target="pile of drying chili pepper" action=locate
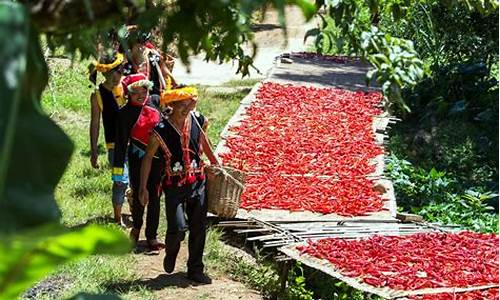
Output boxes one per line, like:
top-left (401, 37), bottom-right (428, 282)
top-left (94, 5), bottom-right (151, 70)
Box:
top-left (220, 82), bottom-right (385, 215)
top-left (241, 175), bottom-right (385, 215)
top-left (408, 288), bottom-right (499, 300)
top-left (297, 232), bottom-right (499, 292)
top-left (291, 52), bottom-right (361, 64)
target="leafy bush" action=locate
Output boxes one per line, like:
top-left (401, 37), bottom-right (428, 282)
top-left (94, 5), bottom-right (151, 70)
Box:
top-left (418, 190), bottom-right (499, 233)
top-left (403, 62), bottom-right (499, 120)
top-left (386, 154), bottom-right (455, 208)
top-left (386, 154), bottom-right (498, 233)
top-left (388, 117), bottom-right (498, 191)
top-left (286, 263), bottom-right (314, 300)
top-left (381, 1), bottom-right (499, 69)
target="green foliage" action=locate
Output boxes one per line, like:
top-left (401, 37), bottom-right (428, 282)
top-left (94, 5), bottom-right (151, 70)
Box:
top-left (381, 1), bottom-right (499, 68)
top-left (0, 3), bottom-right (129, 299)
top-left (386, 154), bottom-right (498, 233)
top-left (417, 190), bottom-right (499, 233)
top-left (31, 0), bottom-right (316, 77)
top-left (361, 26), bottom-right (424, 111)
top-left (0, 2), bottom-right (70, 234)
top-left (286, 263), bottom-right (314, 300)
top-left (310, 0), bottom-right (498, 112)
top-left (404, 62), bottom-right (499, 122)
top-left (386, 154), bottom-right (455, 208)
top-left (0, 224), bottom-right (130, 300)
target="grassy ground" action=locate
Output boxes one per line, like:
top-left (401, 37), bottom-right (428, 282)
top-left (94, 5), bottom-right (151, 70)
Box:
top-left (35, 58), bottom-right (254, 300)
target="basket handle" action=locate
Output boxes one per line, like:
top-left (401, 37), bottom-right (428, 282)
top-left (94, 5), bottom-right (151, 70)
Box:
top-left (191, 111), bottom-right (222, 166)
top-left (191, 113), bottom-right (241, 185)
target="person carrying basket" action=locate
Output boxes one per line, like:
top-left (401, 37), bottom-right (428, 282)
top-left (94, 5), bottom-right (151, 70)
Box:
top-left (139, 86), bottom-right (218, 284)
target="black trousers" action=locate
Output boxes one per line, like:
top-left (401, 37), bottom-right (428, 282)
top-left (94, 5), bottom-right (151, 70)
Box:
top-left (164, 179), bottom-right (208, 275)
top-left (128, 148), bottom-right (162, 240)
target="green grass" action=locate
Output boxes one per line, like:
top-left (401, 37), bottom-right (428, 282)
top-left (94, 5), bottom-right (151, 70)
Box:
top-left (219, 78), bottom-right (261, 87)
top-left (35, 57), bottom-right (254, 300)
top-left (197, 89), bottom-right (248, 144)
top-left (44, 58), bottom-right (93, 113)
top-left (203, 229), bottom-right (282, 298)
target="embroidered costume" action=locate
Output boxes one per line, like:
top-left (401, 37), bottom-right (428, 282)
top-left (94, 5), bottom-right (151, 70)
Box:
top-left (153, 86), bottom-right (209, 277)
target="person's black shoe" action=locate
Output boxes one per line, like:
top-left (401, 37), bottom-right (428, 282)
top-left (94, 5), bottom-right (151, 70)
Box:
top-left (163, 253), bottom-right (176, 274)
top-left (187, 272), bottom-right (212, 284)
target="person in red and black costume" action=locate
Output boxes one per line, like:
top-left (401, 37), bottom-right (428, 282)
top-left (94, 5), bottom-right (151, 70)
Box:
top-left (139, 87), bottom-right (219, 284)
top-left (88, 52), bottom-right (129, 226)
top-left (112, 73), bottom-right (164, 253)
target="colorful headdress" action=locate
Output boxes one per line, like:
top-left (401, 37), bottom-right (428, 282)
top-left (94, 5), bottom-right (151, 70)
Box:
top-left (121, 73), bottom-right (153, 95)
top-left (94, 53), bottom-right (124, 73)
top-left (161, 86), bottom-right (198, 105)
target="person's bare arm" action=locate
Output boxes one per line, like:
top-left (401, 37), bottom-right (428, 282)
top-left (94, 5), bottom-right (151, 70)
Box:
top-left (139, 135), bottom-right (160, 206)
top-left (89, 92), bottom-right (101, 168)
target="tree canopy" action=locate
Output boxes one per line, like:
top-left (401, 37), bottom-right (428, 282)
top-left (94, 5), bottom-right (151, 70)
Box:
top-left (0, 1), bottom-right (498, 298)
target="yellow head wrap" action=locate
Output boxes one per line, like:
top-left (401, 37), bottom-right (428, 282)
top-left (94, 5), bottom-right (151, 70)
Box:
top-left (94, 53), bottom-right (124, 73)
top-left (161, 87), bottom-right (198, 105)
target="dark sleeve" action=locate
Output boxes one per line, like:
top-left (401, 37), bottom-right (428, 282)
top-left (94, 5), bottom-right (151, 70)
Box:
top-left (147, 94), bottom-right (161, 111)
top-left (112, 108), bottom-right (133, 180)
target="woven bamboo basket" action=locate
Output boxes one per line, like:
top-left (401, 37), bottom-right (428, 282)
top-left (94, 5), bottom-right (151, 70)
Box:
top-left (206, 165), bottom-right (246, 218)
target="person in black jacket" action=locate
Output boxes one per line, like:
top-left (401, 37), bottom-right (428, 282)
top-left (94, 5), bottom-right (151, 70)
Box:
top-left (120, 26), bottom-right (177, 95)
top-left (88, 52), bottom-right (129, 226)
top-left (127, 92), bottom-right (165, 254)
top-left (112, 73), bottom-right (165, 253)
top-left (112, 73), bottom-right (152, 182)
top-left (139, 87), bottom-right (219, 284)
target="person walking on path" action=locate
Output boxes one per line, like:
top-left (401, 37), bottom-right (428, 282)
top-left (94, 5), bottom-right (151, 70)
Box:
top-left (88, 51), bottom-right (129, 226)
top-left (127, 87), bottom-right (166, 254)
top-left (139, 86), bottom-right (218, 284)
top-left (121, 26), bottom-right (177, 95)
top-left (112, 73), bottom-right (165, 253)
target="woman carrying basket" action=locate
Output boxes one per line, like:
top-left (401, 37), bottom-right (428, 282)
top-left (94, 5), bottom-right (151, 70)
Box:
top-left (139, 86), bottom-right (218, 284)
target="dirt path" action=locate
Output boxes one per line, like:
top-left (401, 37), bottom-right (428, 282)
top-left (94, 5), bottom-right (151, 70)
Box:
top-left (131, 243), bottom-right (262, 300)
top-left (172, 6), bottom-right (315, 85)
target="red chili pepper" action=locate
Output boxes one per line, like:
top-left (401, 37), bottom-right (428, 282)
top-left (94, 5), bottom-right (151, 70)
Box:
top-left (296, 232), bottom-right (499, 298)
top-left (220, 82), bottom-right (384, 215)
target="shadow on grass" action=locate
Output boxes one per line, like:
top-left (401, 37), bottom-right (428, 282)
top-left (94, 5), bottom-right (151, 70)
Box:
top-left (69, 213), bottom-right (133, 230)
top-left (80, 144), bottom-right (106, 157)
top-left (251, 23), bottom-right (282, 32)
top-left (104, 272), bottom-right (208, 293)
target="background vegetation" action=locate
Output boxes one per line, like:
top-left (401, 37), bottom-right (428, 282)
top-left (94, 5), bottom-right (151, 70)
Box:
top-left (314, 0), bottom-right (499, 233)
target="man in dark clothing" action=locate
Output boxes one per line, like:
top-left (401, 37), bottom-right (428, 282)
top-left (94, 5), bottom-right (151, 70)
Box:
top-left (88, 52), bottom-right (128, 226)
top-left (121, 26), bottom-right (177, 95)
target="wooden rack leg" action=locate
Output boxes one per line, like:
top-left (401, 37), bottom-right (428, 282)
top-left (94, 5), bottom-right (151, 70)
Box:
top-left (279, 260), bottom-right (291, 295)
